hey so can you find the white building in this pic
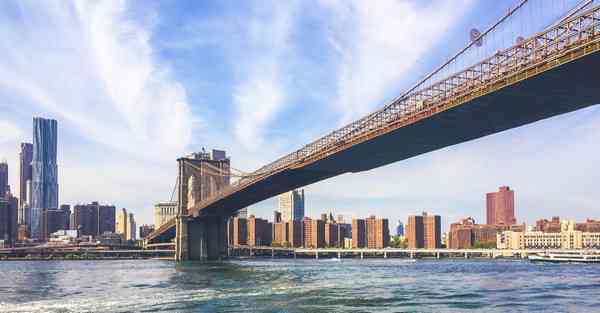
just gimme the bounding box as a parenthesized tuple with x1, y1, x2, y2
(154, 202, 177, 227)
(497, 228, 600, 250)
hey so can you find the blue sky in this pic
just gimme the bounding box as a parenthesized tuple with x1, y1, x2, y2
(1, 0, 599, 230)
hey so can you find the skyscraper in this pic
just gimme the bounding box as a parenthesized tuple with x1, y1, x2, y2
(279, 189, 304, 222)
(116, 208, 128, 239)
(127, 213, 136, 241)
(30, 117, 59, 240)
(396, 220, 404, 236)
(486, 186, 516, 226)
(0, 162, 8, 198)
(18, 143, 33, 223)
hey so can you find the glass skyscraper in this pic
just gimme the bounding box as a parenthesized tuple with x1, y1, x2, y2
(30, 117, 58, 239)
(278, 189, 305, 222)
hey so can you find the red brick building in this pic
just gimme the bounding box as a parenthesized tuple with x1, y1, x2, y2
(247, 215, 271, 247)
(486, 186, 516, 226)
(303, 217, 324, 248)
(449, 217, 498, 249)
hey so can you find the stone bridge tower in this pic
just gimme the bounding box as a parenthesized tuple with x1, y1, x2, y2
(175, 149, 231, 261)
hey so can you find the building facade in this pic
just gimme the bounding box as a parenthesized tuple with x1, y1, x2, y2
(154, 202, 177, 228)
(352, 218, 366, 248)
(0, 196, 18, 246)
(46, 205, 70, 235)
(139, 224, 155, 239)
(324, 223, 339, 247)
(272, 222, 288, 246)
(287, 220, 303, 247)
(486, 186, 516, 226)
(497, 224, 600, 250)
(369, 216, 390, 249)
(449, 217, 498, 249)
(18, 142, 33, 224)
(72, 202, 116, 237)
(407, 215, 424, 249)
(229, 217, 247, 246)
(247, 216, 271, 247)
(116, 208, 128, 238)
(303, 218, 324, 248)
(127, 213, 136, 241)
(279, 189, 304, 222)
(0, 162, 8, 198)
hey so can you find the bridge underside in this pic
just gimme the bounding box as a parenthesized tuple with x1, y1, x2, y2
(194, 50, 600, 219)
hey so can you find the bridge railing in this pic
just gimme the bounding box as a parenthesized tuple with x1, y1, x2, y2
(191, 5, 600, 214)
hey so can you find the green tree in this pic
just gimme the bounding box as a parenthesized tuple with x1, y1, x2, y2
(390, 236, 408, 248)
(473, 240, 496, 249)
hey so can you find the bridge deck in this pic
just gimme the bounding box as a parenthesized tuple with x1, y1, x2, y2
(189, 7, 600, 219)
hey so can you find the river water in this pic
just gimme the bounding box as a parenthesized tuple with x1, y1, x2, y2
(0, 258, 599, 312)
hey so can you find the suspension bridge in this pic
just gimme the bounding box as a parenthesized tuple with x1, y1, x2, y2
(145, 0, 600, 260)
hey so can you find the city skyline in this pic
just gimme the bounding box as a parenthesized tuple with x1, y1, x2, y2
(1, 1, 600, 228)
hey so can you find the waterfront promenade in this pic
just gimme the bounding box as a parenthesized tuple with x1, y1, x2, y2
(229, 246, 600, 260)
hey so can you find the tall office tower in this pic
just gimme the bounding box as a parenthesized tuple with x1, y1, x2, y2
(352, 218, 366, 248)
(396, 220, 405, 236)
(486, 186, 516, 226)
(279, 189, 304, 222)
(30, 117, 59, 240)
(127, 213, 136, 241)
(366, 216, 390, 249)
(0, 162, 8, 198)
(18, 143, 33, 223)
(423, 213, 441, 249)
(336, 214, 345, 224)
(116, 208, 128, 239)
(407, 215, 424, 249)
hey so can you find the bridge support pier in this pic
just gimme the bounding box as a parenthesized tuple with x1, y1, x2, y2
(184, 215, 229, 261)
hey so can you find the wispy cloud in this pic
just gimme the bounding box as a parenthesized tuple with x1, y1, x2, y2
(0, 120, 23, 144)
(0, 1, 192, 161)
(0, 1, 193, 222)
(320, 0, 475, 123)
(231, 2, 298, 150)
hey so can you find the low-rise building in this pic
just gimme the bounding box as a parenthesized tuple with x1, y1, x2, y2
(497, 227, 600, 250)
